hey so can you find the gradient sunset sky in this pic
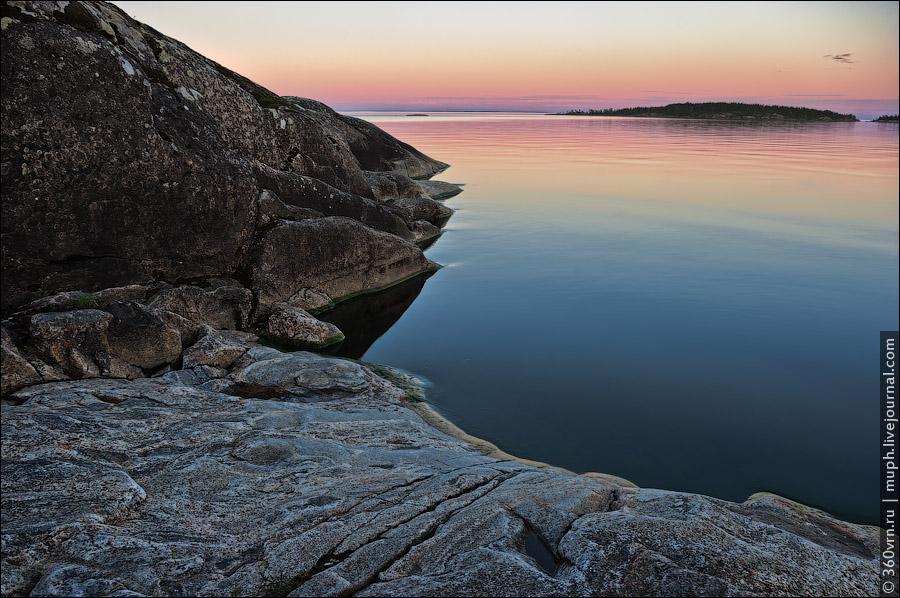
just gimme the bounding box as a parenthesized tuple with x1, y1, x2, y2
(113, 1, 899, 118)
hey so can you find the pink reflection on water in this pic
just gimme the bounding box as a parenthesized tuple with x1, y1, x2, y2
(357, 113, 899, 251)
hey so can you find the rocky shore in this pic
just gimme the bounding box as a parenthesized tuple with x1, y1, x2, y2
(1, 2, 880, 596)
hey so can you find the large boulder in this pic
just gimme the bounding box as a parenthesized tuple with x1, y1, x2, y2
(181, 329, 253, 370)
(390, 196, 454, 228)
(0, 1, 447, 315)
(365, 170, 430, 201)
(10, 303, 184, 385)
(102, 301, 182, 369)
(416, 179, 464, 200)
(254, 165, 417, 240)
(147, 285, 253, 331)
(25, 309, 117, 379)
(250, 217, 437, 310)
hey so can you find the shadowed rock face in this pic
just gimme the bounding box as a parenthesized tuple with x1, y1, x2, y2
(0, 0, 448, 314)
(249, 217, 437, 311)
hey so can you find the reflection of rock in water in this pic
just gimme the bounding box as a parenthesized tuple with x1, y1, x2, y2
(317, 272, 433, 358)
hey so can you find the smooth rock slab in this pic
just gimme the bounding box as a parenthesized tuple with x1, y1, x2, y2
(0, 347, 880, 597)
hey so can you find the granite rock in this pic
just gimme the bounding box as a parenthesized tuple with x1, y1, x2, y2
(262, 303, 345, 349)
(249, 217, 436, 310)
(0, 1, 448, 314)
(0, 351, 879, 597)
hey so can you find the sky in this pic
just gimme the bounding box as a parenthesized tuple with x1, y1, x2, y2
(113, 1, 899, 118)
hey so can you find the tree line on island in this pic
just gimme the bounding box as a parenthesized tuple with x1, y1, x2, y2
(558, 102, 862, 122)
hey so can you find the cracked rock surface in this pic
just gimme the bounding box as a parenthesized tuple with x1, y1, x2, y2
(0, 345, 880, 597)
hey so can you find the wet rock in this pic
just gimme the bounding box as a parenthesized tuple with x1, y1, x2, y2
(1, 326, 40, 395)
(250, 217, 436, 310)
(148, 285, 253, 331)
(262, 303, 345, 349)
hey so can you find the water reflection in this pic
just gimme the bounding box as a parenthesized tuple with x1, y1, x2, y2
(339, 113, 899, 523)
(318, 272, 433, 359)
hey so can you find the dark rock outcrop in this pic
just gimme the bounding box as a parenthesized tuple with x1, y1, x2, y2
(147, 284, 253, 332)
(249, 217, 437, 311)
(1, 0, 448, 314)
(102, 301, 182, 369)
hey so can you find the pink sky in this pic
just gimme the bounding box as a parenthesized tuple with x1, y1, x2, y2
(114, 1, 899, 118)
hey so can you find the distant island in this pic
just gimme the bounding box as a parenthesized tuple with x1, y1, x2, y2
(873, 114, 899, 122)
(407, 113, 430, 116)
(559, 102, 858, 122)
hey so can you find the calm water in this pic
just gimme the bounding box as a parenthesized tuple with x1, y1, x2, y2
(327, 113, 899, 523)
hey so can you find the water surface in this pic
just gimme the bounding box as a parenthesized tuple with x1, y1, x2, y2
(327, 113, 899, 523)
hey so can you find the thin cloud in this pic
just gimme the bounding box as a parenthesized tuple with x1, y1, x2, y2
(824, 53, 854, 64)
(421, 95, 609, 102)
